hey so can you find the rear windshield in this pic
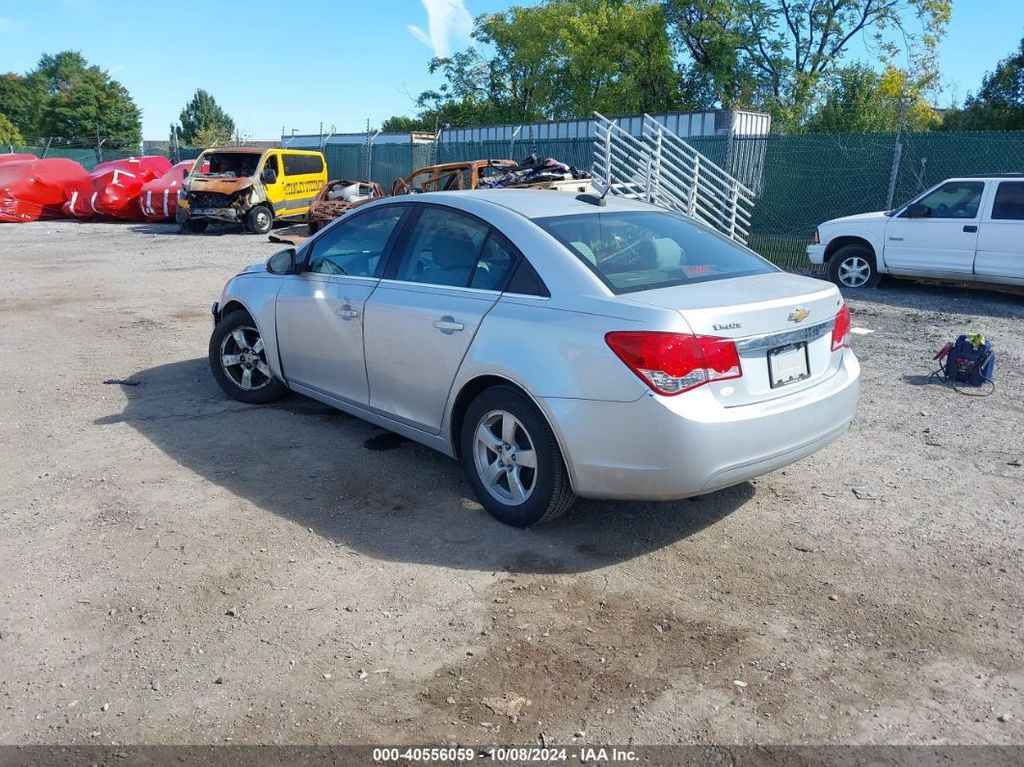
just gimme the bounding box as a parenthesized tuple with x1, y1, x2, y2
(535, 211, 776, 293)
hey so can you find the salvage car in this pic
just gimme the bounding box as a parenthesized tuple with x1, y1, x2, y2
(808, 175, 1024, 289)
(179, 147, 327, 234)
(392, 160, 518, 195)
(307, 179, 385, 235)
(209, 191, 860, 527)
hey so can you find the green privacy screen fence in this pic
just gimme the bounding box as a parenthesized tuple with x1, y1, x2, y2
(8, 129, 1020, 270)
(4, 144, 137, 170)
(435, 130, 1024, 270)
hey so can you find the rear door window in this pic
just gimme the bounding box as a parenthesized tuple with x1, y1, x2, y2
(536, 211, 776, 293)
(991, 181, 1024, 220)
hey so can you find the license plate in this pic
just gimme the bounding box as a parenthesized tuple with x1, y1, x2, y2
(768, 342, 810, 388)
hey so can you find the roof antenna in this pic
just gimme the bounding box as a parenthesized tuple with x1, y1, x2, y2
(577, 181, 611, 207)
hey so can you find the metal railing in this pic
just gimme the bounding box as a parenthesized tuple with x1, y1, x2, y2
(592, 113, 756, 244)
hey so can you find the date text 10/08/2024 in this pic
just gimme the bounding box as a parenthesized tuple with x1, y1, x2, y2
(372, 746, 639, 762)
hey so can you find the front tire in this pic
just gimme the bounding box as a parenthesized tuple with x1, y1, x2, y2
(246, 205, 273, 235)
(209, 311, 287, 404)
(460, 386, 575, 527)
(180, 217, 208, 233)
(828, 244, 880, 289)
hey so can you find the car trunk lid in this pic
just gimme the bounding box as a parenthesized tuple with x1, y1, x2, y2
(626, 272, 846, 406)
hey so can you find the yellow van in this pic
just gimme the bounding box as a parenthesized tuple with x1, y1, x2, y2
(179, 147, 328, 234)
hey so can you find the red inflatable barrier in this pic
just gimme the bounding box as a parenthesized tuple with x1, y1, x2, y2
(0, 153, 38, 165)
(139, 160, 196, 222)
(67, 156, 172, 220)
(0, 158, 91, 223)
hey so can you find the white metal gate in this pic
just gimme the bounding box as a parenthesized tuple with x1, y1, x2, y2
(592, 113, 756, 244)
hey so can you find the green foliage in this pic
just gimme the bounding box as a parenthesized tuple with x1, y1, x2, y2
(662, 0, 952, 130)
(0, 52, 142, 148)
(173, 89, 235, 147)
(0, 113, 24, 144)
(381, 114, 436, 132)
(942, 35, 1024, 131)
(390, 0, 682, 129)
(804, 65, 939, 133)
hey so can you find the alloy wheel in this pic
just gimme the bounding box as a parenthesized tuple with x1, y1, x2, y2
(219, 325, 273, 391)
(473, 410, 538, 506)
(837, 256, 871, 288)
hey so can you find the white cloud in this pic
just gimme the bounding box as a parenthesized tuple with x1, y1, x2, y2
(407, 0, 472, 58)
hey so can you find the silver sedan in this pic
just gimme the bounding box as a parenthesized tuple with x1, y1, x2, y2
(209, 190, 860, 526)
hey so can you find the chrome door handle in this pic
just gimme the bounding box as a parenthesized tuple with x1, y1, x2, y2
(335, 305, 360, 320)
(432, 317, 464, 334)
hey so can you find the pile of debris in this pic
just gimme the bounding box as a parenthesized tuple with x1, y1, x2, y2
(307, 180, 385, 234)
(478, 154, 591, 190)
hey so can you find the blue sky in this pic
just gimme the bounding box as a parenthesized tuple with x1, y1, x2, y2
(0, 0, 1021, 140)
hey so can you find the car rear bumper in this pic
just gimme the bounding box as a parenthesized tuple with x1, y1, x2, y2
(807, 244, 826, 264)
(542, 350, 860, 500)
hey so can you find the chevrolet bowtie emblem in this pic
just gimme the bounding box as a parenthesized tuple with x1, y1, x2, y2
(788, 308, 810, 323)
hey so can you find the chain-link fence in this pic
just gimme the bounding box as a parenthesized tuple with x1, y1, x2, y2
(7, 129, 1021, 271)
(3, 140, 138, 170)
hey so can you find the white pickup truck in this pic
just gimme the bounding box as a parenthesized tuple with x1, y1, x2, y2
(807, 175, 1024, 289)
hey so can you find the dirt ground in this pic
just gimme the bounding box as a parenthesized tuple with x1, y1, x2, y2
(0, 220, 1021, 747)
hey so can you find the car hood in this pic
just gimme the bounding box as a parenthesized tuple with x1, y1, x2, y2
(184, 175, 256, 194)
(821, 210, 889, 227)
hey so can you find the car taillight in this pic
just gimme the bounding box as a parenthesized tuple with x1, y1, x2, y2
(605, 331, 742, 396)
(831, 304, 851, 351)
(811, 228, 820, 245)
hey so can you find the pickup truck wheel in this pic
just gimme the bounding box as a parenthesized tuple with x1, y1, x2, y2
(246, 206, 273, 235)
(828, 244, 880, 289)
(209, 311, 287, 404)
(460, 386, 575, 528)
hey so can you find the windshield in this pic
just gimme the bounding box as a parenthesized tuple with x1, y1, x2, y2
(536, 211, 777, 293)
(197, 152, 261, 179)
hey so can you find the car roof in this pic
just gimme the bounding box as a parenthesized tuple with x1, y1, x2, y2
(408, 188, 661, 219)
(948, 174, 1024, 180)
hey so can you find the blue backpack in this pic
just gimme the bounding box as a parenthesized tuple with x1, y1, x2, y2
(935, 334, 995, 388)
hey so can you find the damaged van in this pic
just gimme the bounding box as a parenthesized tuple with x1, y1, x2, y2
(178, 147, 327, 234)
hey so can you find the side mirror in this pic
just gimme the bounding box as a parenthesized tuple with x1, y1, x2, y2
(267, 248, 297, 275)
(904, 203, 931, 218)
(261, 169, 277, 185)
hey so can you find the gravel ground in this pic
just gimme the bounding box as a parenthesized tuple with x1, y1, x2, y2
(0, 220, 1022, 746)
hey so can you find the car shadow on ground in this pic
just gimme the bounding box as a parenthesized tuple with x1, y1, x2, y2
(95, 358, 753, 574)
(844, 279, 1024, 319)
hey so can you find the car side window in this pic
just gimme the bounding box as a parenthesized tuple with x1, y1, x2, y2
(470, 234, 517, 290)
(991, 182, 1024, 221)
(307, 207, 404, 277)
(910, 182, 985, 219)
(392, 208, 491, 287)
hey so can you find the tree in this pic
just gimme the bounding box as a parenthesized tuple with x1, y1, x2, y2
(804, 64, 939, 133)
(173, 89, 235, 147)
(381, 114, 435, 132)
(0, 52, 141, 147)
(0, 113, 24, 144)
(662, 0, 952, 130)
(388, 0, 683, 129)
(942, 35, 1024, 131)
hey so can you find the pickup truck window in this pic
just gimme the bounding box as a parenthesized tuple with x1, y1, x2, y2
(992, 182, 1024, 220)
(907, 181, 984, 219)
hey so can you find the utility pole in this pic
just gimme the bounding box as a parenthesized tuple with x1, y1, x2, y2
(885, 96, 907, 210)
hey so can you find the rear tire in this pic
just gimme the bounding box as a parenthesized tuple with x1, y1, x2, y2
(209, 311, 287, 404)
(828, 244, 880, 289)
(246, 205, 273, 235)
(459, 385, 575, 527)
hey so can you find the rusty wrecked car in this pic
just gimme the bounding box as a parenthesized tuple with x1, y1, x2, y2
(306, 179, 386, 235)
(392, 156, 592, 196)
(178, 147, 327, 234)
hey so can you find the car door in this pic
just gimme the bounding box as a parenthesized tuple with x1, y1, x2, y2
(362, 205, 519, 434)
(975, 180, 1024, 282)
(275, 205, 407, 405)
(883, 180, 985, 276)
